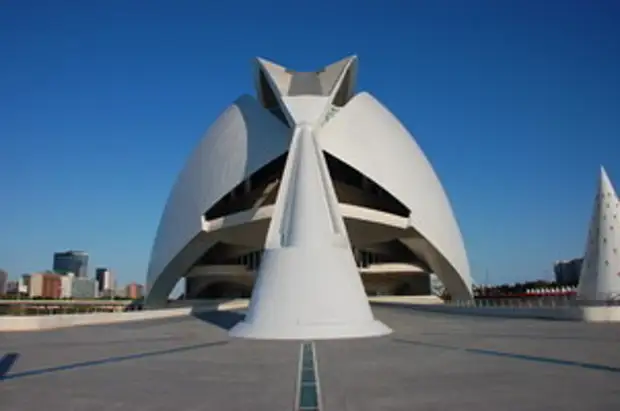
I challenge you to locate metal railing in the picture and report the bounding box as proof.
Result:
[448,295,620,309]
[0,303,144,316]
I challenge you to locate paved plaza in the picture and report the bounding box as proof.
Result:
[1,306,620,410]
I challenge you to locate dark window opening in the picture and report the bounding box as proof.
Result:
[195,242,263,269]
[323,152,409,217]
[352,240,429,270]
[195,242,234,266]
[205,152,288,221]
[196,282,252,299]
[362,275,432,297]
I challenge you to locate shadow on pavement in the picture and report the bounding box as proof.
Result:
[191,310,245,331]
[0,353,20,379]
[392,338,620,373]
[0,341,228,382]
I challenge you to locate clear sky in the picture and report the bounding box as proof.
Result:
[1,0,619,289]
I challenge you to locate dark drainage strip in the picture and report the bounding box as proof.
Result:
[295,341,322,411]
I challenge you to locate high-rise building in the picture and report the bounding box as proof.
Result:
[126,282,144,299]
[60,273,74,298]
[554,258,583,286]
[53,250,89,277]
[5,281,19,296]
[0,269,7,295]
[95,268,114,293]
[19,274,31,295]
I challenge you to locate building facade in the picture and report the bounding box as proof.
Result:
[115,287,127,298]
[5,280,19,296]
[19,274,31,295]
[125,283,144,299]
[95,268,114,294]
[554,258,583,286]
[71,277,98,299]
[0,269,7,295]
[29,273,62,299]
[53,250,89,277]
[60,274,73,298]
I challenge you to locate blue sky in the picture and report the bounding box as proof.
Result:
[1,0,619,289]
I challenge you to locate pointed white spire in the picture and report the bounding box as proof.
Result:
[229,125,391,340]
[577,166,620,301]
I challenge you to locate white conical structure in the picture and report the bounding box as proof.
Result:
[577,166,620,301]
[229,125,392,340]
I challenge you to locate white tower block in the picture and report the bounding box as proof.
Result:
[577,166,620,301]
[229,125,392,340]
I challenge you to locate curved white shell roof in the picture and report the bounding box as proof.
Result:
[146,95,291,301]
[318,92,472,298]
[145,57,473,306]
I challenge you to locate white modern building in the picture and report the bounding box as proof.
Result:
[60,273,99,299]
[95,268,115,296]
[577,166,620,301]
[71,277,98,299]
[145,56,473,317]
[60,273,74,299]
[18,274,30,295]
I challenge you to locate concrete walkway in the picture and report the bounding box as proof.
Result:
[1,307,619,410]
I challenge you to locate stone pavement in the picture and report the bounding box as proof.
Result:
[1,307,620,410]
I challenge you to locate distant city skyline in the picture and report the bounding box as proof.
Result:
[1,2,619,289]
[53,250,89,278]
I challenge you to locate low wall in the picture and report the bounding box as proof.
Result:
[368,295,443,305]
[166,298,249,309]
[373,300,620,323]
[4,298,619,332]
[0,299,249,332]
[581,306,620,322]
